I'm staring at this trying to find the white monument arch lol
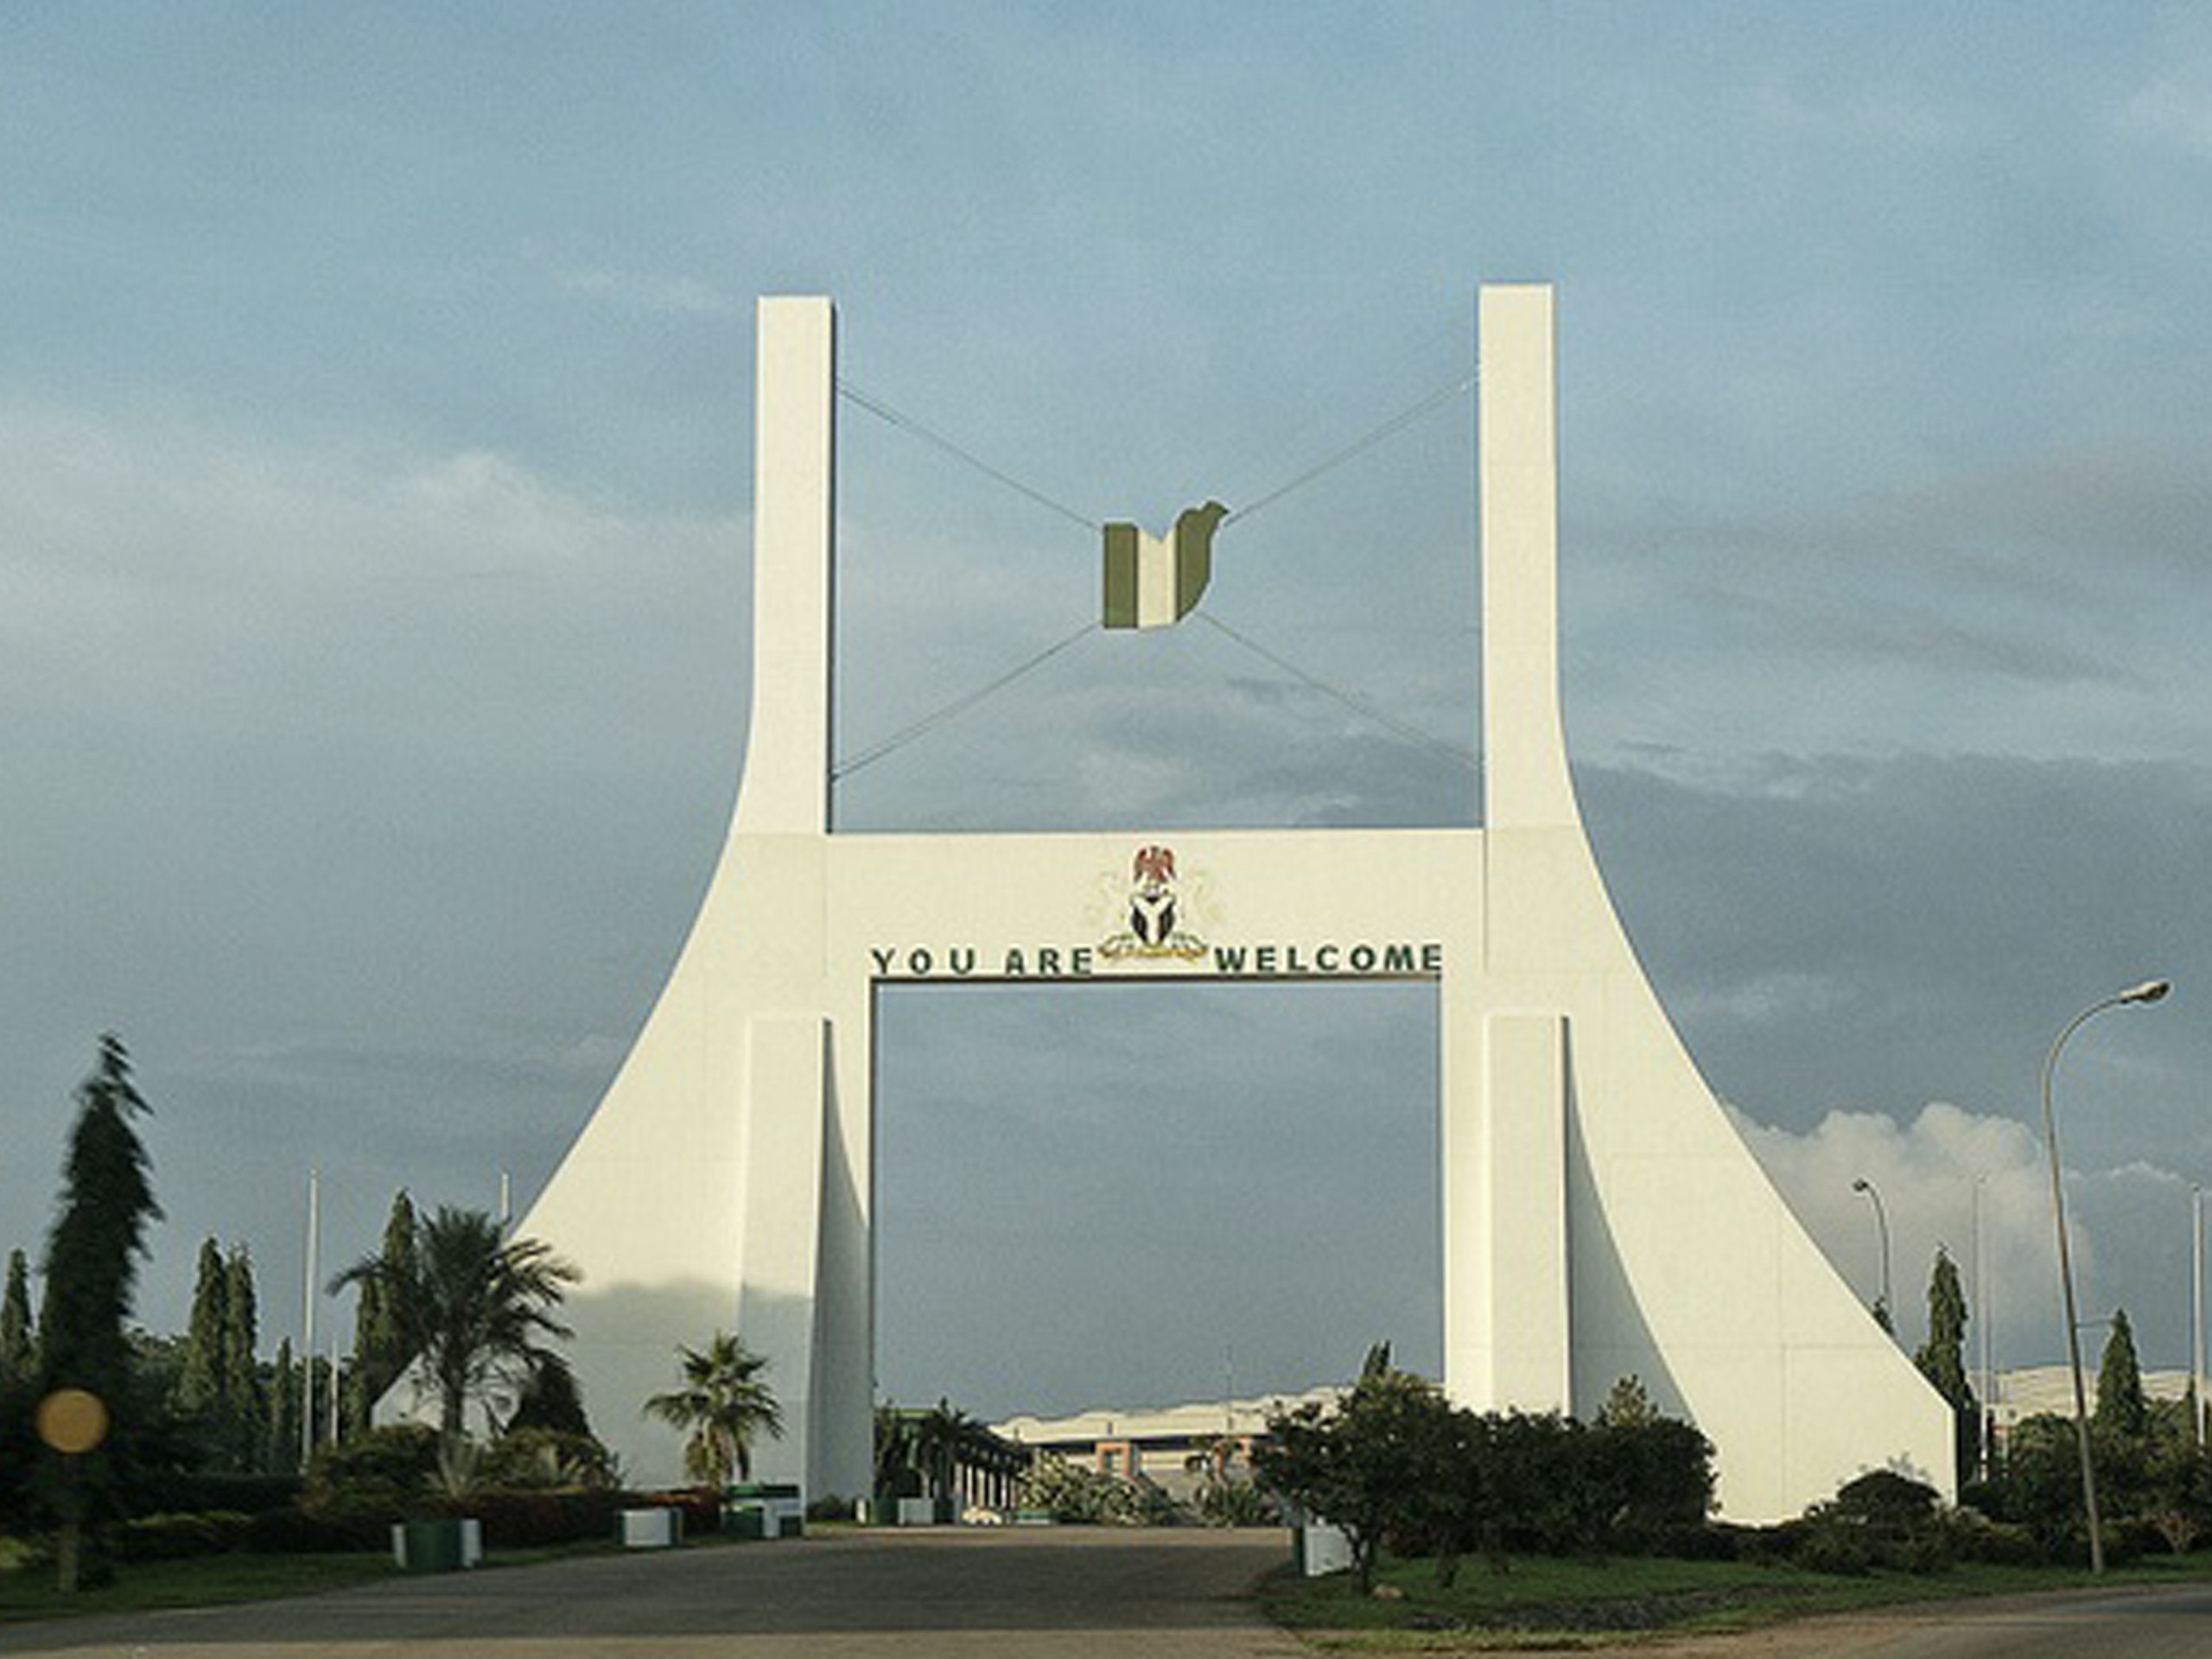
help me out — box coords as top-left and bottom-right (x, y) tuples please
(515, 286), (1951, 1520)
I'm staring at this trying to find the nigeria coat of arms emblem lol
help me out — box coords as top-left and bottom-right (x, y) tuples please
(1099, 843), (1208, 961)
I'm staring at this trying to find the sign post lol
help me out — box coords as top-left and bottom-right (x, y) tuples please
(35, 1388), (110, 1594)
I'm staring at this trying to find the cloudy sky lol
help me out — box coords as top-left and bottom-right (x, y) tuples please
(4, 4), (2211, 1425)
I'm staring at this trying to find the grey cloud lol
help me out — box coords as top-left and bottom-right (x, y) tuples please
(1581, 752), (2212, 1173)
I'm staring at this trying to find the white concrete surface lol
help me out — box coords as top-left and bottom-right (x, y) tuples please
(510, 286), (1952, 1520)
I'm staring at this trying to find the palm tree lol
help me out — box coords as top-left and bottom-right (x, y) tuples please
(913, 1397), (976, 1504)
(329, 1205), (579, 1446)
(643, 1332), (783, 1488)
(874, 1403), (918, 1497)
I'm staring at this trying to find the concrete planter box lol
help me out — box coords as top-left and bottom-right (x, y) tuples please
(1292, 1520), (1353, 1577)
(620, 1507), (684, 1548)
(391, 1517), (481, 1572)
(724, 1502), (774, 1540)
(728, 1482), (804, 1538)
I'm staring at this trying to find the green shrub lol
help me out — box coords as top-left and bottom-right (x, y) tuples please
(1790, 1470), (1954, 1574)
(1791, 1521), (1874, 1575)
(0, 1534), (46, 1572)
(112, 1510), (253, 1561)
(245, 1504), (391, 1554)
(1016, 1455), (1164, 1525)
(303, 1425), (442, 1517)
(1944, 1509), (2038, 1567)
(1195, 1476), (1281, 1527)
(466, 1489), (626, 1548)
(117, 1472), (302, 1520)
(476, 1428), (619, 1491)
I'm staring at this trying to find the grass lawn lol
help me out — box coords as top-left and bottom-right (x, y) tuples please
(0, 1521), (816, 1627)
(1260, 1548), (2212, 1650)
(0, 1550), (402, 1624)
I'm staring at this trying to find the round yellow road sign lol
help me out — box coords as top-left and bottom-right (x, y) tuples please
(35, 1389), (109, 1454)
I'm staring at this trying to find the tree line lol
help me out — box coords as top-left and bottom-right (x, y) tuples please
(3, 1034), (802, 1580)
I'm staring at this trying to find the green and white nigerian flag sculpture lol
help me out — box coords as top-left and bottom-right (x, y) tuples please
(1102, 500), (1227, 629)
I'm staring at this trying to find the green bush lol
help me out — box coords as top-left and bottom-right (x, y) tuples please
(1195, 1476), (1281, 1527)
(1590, 1415), (1717, 1545)
(1944, 1509), (2039, 1567)
(1015, 1455), (1173, 1525)
(117, 1472), (302, 1520)
(302, 1425), (442, 1517)
(112, 1510), (254, 1561)
(1789, 1471), (1954, 1575)
(465, 1489), (626, 1548)
(245, 1504), (391, 1554)
(0, 1534), (46, 1572)
(475, 1428), (619, 1491)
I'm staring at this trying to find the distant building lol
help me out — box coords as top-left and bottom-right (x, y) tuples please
(992, 1389), (1338, 1500)
(1986, 1366), (2195, 1446)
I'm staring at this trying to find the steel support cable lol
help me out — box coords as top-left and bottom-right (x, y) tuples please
(838, 367), (1476, 543)
(829, 365), (1475, 781)
(1221, 369), (1476, 530)
(832, 620), (1102, 780)
(1197, 612), (1477, 775)
(836, 380), (1101, 532)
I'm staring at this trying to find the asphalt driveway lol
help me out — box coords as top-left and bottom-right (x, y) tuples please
(0, 1526), (1306, 1659)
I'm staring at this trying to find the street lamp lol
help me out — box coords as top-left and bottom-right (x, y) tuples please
(1974, 1172), (1993, 1480)
(2041, 976), (2171, 1574)
(1852, 1177), (1894, 1333)
(2193, 1185), (2204, 1452)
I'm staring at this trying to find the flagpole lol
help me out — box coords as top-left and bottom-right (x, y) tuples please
(302, 1168), (318, 1468)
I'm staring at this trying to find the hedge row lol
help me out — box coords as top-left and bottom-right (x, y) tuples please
(109, 1489), (712, 1558)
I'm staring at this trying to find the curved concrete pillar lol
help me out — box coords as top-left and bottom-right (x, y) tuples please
(511, 288), (1952, 1519)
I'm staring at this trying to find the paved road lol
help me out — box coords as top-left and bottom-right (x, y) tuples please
(15, 1535), (2212, 1659)
(0, 1528), (1305, 1659)
(1656, 1583), (2212, 1659)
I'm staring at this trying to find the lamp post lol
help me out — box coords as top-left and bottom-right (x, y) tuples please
(1852, 1177), (1894, 1333)
(2194, 1184), (2204, 1452)
(1981, 1176), (1999, 1478)
(1974, 1172), (1992, 1478)
(2041, 977), (2171, 1575)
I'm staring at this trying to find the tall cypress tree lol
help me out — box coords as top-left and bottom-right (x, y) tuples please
(37, 1034), (161, 1402)
(34, 1035), (161, 1557)
(264, 1338), (297, 1474)
(1911, 1246), (1978, 1484)
(221, 1248), (259, 1468)
(347, 1191), (416, 1432)
(177, 1237), (228, 1422)
(0, 1249), (32, 1389)
(2095, 1306), (2149, 1439)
